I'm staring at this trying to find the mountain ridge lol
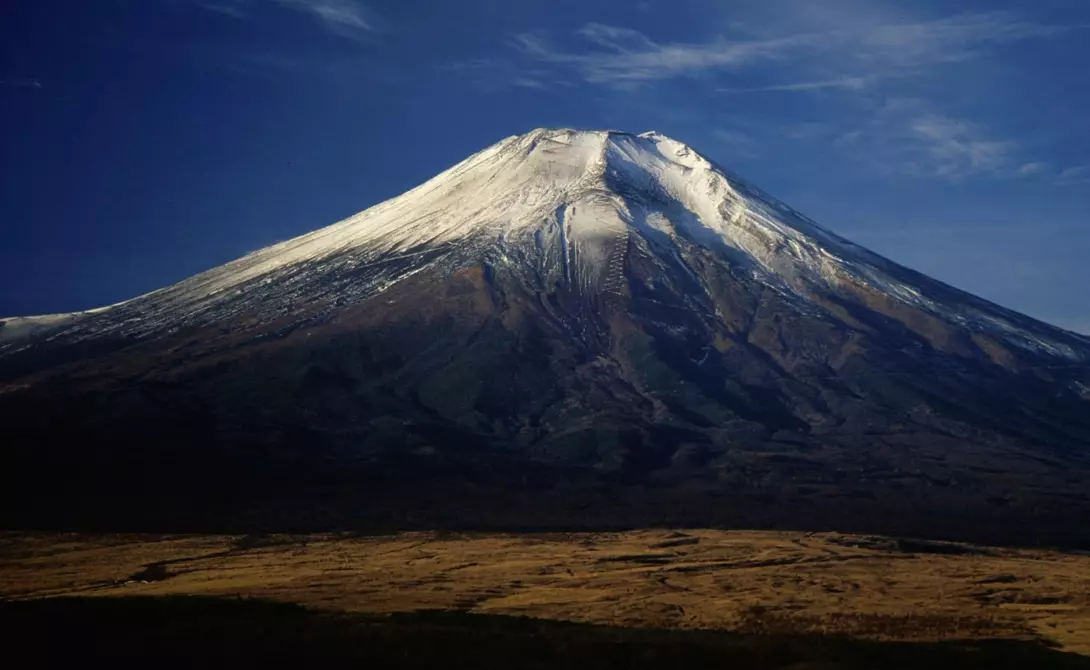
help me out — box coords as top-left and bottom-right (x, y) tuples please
(3, 128), (1085, 359)
(2, 128), (1089, 543)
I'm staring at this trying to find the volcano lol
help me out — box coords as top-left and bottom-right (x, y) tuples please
(3, 129), (1089, 543)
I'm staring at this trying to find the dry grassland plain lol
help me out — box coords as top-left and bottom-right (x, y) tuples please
(2, 529), (1089, 658)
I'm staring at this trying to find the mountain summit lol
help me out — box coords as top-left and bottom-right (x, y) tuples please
(3, 129), (1089, 542)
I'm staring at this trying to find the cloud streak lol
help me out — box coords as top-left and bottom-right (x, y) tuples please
(274, 0), (374, 38)
(196, 1), (249, 18)
(827, 99), (1027, 180)
(442, 59), (569, 92)
(712, 98), (1027, 181)
(196, 0), (376, 39)
(720, 76), (872, 94)
(511, 12), (1076, 87)
(905, 113), (1015, 178)
(1017, 162), (1048, 177)
(0, 79), (42, 89)
(511, 29), (811, 84)
(1057, 165), (1090, 186)
(496, 11), (1087, 184)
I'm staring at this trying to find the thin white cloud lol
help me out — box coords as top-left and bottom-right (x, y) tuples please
(196, 1), (249, 18)
(1017, 162), (1048, 177)
(510, 77), (548, 89)
(511, 30), (813, 84)
(1058, 165), (1090, 186)
(828, 99), (1025, 181)
(906, 113), (1015, 178)
(195, 0), (376, 39)
(442, 58), (569, 91)
(487, 9), (1082, 185)
(0, 79), (42, 89)
(576, 23), (658, 54)
(512, 12), (1077, 87)
(856, 11), (1072, 65)
(721, 75), (872, 94)
(828, 100), (1086, 184)
(274, 0), (374, 38)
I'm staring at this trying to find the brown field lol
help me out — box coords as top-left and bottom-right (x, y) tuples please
(2, 529), (1089, 657)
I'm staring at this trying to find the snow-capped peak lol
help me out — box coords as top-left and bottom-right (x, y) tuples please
(3, 128), (1088, 363)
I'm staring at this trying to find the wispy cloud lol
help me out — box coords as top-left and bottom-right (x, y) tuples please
(1017, 162), (1048, 177)
(456, 8), (1085, 186)
(196, 0), (377, 40)
(1057, 165), (1090, 186)
(717, 100), (1023, 181)
(511, 12), (1077, 88)
(510, 28), (811, 84)
(0, 79), (42, 89)
(853, 11), (1072, 65)
(442, 59), (569, 91)
(275, 0), (374, 38)
(837, 97), (1090, 183)
(804, 97), (1026, 180)
(904, 113), (1015, 178)
(196, 1), (249, 18)
(721, 75), (872, 94)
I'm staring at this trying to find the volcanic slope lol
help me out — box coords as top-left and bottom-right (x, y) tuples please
(2, 129), (1089, 542)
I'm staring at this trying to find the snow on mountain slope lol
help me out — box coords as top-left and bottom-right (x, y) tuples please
(0, 314), (88, 343)
(3, 128), (1088, 362)
(6, 128), (1090, 540)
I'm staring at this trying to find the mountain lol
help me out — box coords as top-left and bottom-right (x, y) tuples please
(3, 128), (1089, 543)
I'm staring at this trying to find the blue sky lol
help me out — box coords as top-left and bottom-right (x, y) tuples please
(2, 0), (1088, 332)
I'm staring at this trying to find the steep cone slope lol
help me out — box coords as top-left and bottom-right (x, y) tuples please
(3, 129), (1090, 543)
